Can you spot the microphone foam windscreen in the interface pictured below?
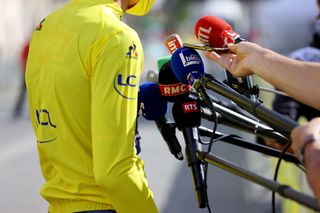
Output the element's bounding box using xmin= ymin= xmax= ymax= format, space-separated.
xmin=172 ymin=97 xmax=201 ymax=130
xmin=170 ymin=47 xmax=205 ymax=84
xmin=158 ymin=60 xmax=191 ymax=102
xmin=138 ymin=82 xmax=168 ymax=120
xmin=195 ymin=15 xmax=232 ymax=48
xmin=157 ymin=55 xmax=171 ymax=72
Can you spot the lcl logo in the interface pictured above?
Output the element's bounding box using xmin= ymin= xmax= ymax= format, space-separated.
xmin=35 ymin=109 xmax=57 ymax=143
xmin=117 ymin=74 xmax=137 ymax=87
xmin=36 ymin=109 xmax=56 ymax=128
xmin=114 ymin=72 xmax=138 ymax=100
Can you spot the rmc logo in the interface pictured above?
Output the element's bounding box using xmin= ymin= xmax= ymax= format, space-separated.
xmin=159 ymin=83 xmax=190 ymax=96
xmin=114 ymin=71 xmax=138 ymax=100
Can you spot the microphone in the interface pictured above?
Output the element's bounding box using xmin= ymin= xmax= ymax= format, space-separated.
xmin=146 ymin=70 xmax=158 ymax=83
xmin=172 ymin=97 xmax=207 ymax=208
xmin=194 ymin=16 xmax=256 ymax=101
xmin=146 ymin=56 xmax=172 ymax=83
xmin=138 ymin=82 xmax=183 ymax=160
xmin=169 ymin=47 xmax=290 ymax=142
xmin=170 ymin=47 xmax=205 ymax=85
xmin=160 ymin=34 xmax=192 ymax=102
xmin=158 ymin=60 xmax=191 ymax=102
xmin=194 ymin=15 xmax=244 ymax=48
xmin=170 ymin=49 xmax=298 ymax=136
xmin=159 ymin=55 xmax=285 ymax=142
xmin=146 ymin=55 xmax=172 ymax=83
xmin=165 ymin=34 xmax=183 ymax=54
xmin=157 ymin=55 xmax=172 ymax=72
xmin=138 ymin=82 xmax=167 ymax=120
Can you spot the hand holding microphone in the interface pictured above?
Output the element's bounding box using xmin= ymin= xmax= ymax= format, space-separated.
xmin=193 ymin=15 xmax=265 ymax=78
xmin=194 ymin=15 xmax=257 ymax=100
xmin=204 ymin=41 xmax=265 ymax=78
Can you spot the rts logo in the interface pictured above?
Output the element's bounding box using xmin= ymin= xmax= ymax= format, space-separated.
xmin=182 ymin=102 xmax=199 ymax=113
xmin=114 ymin=71 xmax=138 ymax=99
xmin=179 ymin=51 xmax=201 ymax=67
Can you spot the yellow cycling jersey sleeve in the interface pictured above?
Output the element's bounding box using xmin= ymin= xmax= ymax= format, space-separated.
xmin=25 ymin=0 xmax=158 ymax=212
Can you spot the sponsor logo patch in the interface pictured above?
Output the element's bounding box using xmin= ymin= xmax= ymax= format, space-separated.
xmin=113 ymin=71 xmax=138 ymax=99
xmin=126 ymin=43 xmax=139 ymax=59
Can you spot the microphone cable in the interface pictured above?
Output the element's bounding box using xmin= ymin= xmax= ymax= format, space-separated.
xmin=271 ymin=141 xmax=307 ymax=213
xmin=197 ymin=82 xmax=235 ymax=213
xmin=197 ymin=84 xmax=217 ymax=213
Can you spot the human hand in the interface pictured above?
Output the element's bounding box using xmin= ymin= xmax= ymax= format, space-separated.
xmin=259 ymin=137 xmax=294 ymax=154
xmin=204 ymin=42 xmax=265 ymax=77
xmin=291 ymin=118 xmax=320 ymax=200
xmin=291 ymin=118 xmax=320 ymax=162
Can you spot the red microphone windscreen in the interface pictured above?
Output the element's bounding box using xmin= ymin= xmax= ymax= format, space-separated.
xmin=195 ymin=16 xmax=232 ymax=48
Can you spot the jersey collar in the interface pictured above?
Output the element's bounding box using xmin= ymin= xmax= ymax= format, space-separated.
xmin=72 ymin=0 xmax=124 ymax=20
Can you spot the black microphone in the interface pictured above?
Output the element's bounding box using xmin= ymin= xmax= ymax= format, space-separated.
xmin=139 ymin=82 xmax=183 ymax=160
xmin=158 ymin=60 xmax=191 ymax=102
xmin=154 ymin=116 xmax=183 ymax=160
xmin=172 ymin=97 xmax=207 ymax=208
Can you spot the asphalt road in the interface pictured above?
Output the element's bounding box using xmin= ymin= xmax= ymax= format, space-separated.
xmin=0 ymin=88 xmax=276 ymax=213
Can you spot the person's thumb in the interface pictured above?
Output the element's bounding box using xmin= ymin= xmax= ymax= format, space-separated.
xmin=227 ymin=43 xmax=237 ymax=53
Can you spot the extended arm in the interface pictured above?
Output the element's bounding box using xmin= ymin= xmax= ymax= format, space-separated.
xmin=91 ymin=29 xmax=158 ymax=213
xmin=205 ymin=42 xmax=320 ymax=109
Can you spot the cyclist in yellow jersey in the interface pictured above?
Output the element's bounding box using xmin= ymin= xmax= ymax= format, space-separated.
xmin=25 ymin=0 xmax=158 ymax=212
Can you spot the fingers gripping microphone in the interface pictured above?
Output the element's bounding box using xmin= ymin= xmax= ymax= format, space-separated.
xmin=170 ymin=47 xmax=205 ymax=85
xmin=138 ymin=82 xmax=183 ymax=160
xmin=172 ymin=97 xmax=207 ymax=208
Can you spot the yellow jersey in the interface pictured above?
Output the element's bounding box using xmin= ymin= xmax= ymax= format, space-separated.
xmin=25 ymin=0 xmax=158 ymax=212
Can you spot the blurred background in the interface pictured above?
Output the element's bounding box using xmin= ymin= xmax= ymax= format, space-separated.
xmin=0 ymin=0 xmax=319 ymax=212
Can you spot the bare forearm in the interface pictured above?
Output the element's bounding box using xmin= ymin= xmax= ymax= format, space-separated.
xmin=252 ymin=48 xmax=320 ymax=109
